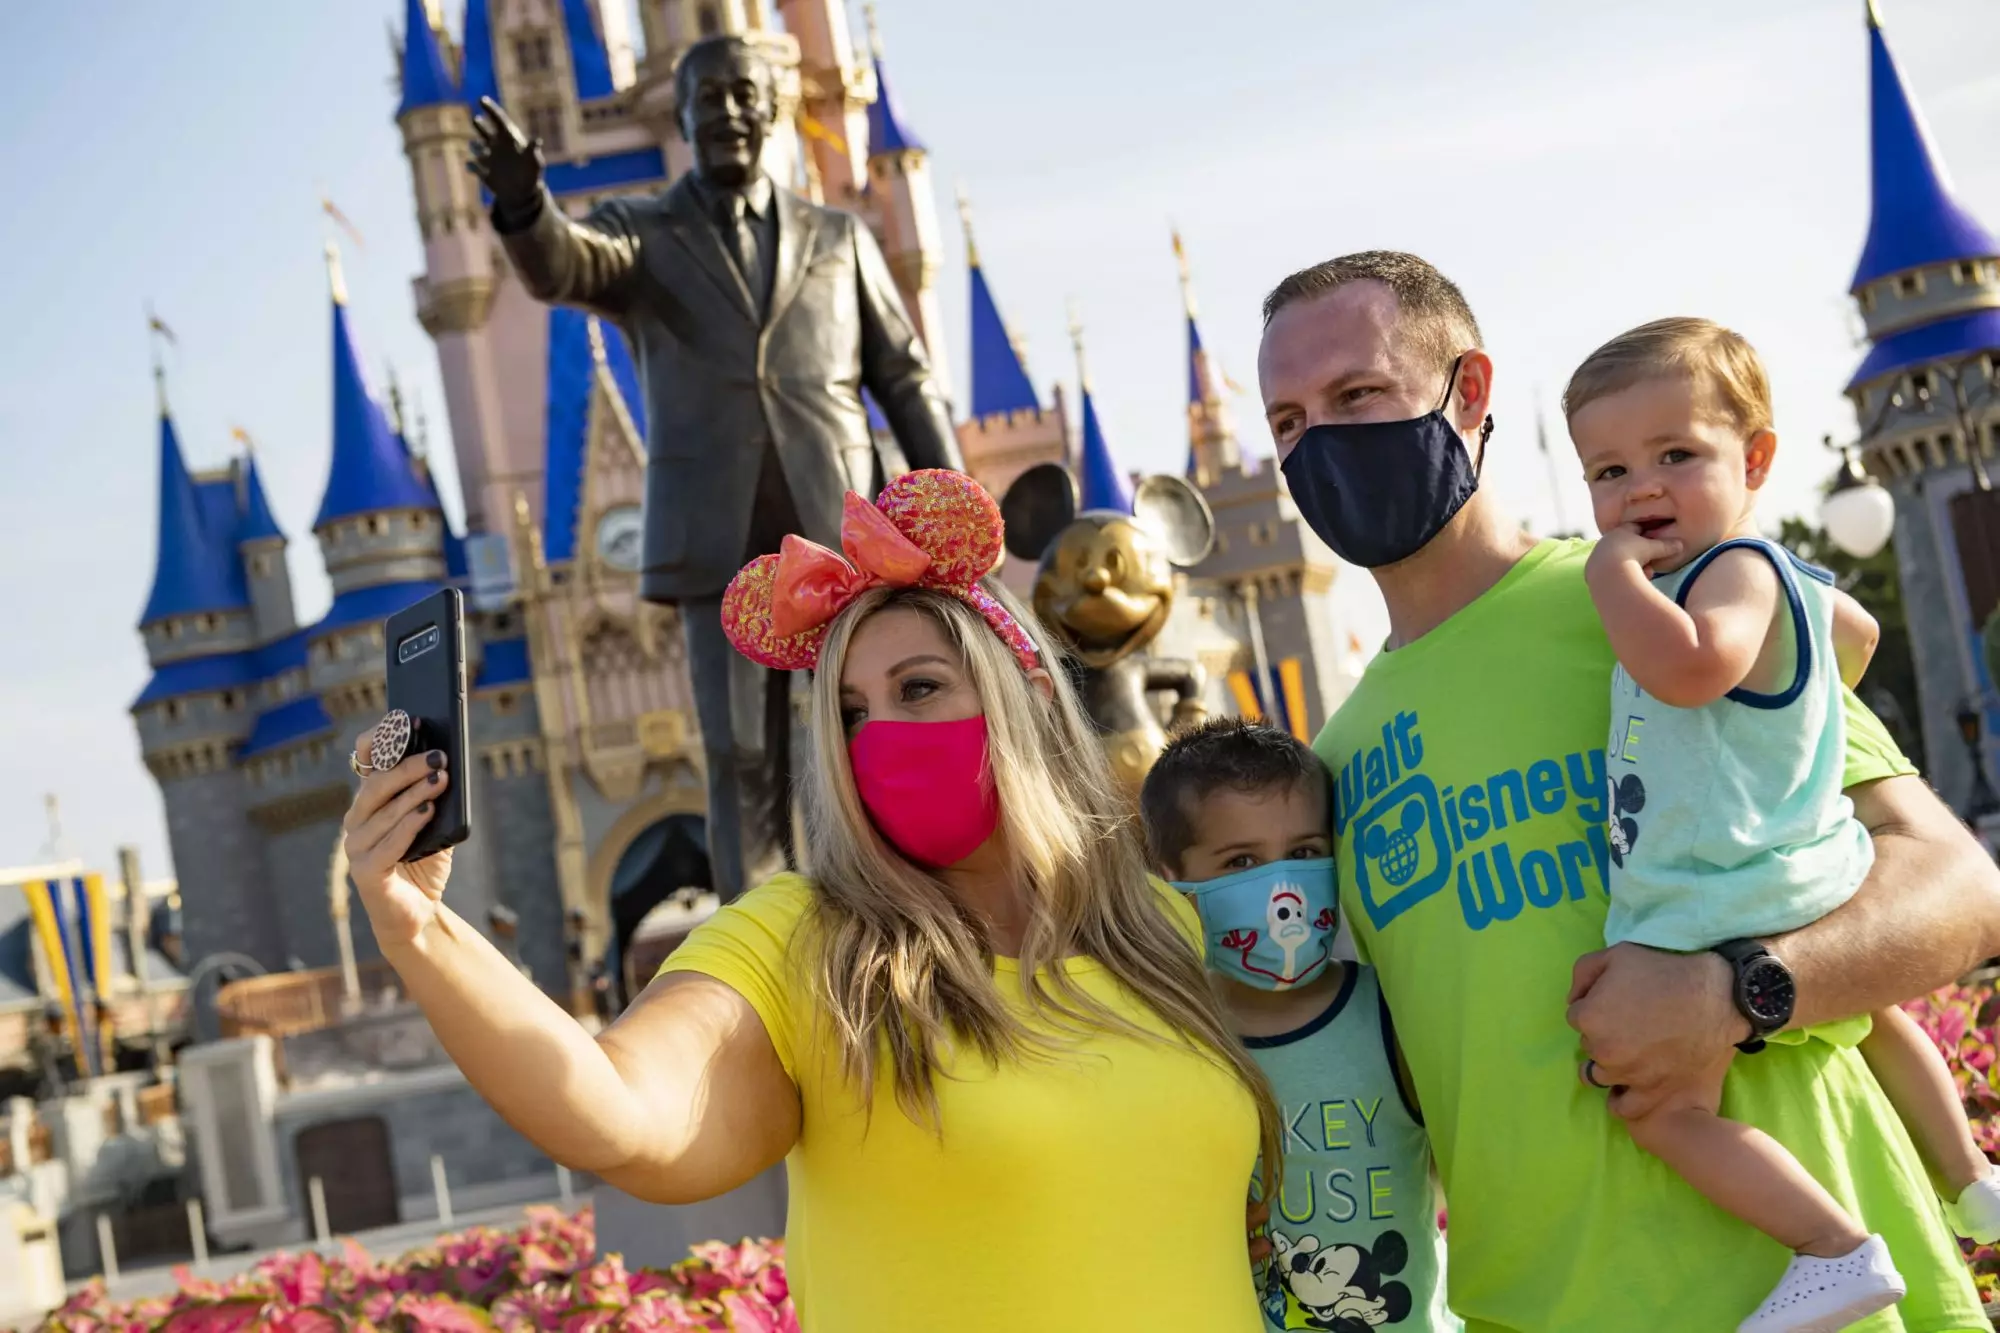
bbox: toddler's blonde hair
[1562,316,1773,437]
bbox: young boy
[1566,316,2000,1332]
[1143,720,1457,1332]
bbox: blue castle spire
[397,0,456,115]
[959,192,1038,419]
[1850,0,1999,291]
[238,454,284,544]
[560,0,614,101]
[1071,316,1133,514]
[314,248,437,528]
[459,0,498,108]
[864,10,923,157]
[140,389,245,625]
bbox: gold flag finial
[1866,0,1883,29]
[863,3,884,61]
[325,241,349,306]
[1171,226,1198,319]
[956,184,980,267]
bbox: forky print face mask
[1174,859,1340,991]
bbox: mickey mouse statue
[1000,461,1215,795]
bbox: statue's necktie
[722,193,767,317]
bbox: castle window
[514,32,553,74]
[163,620,180,639]
[1858,287,1876,314]
[1956,262,1981,286]
[411,512,429,530]
[164,700,182,723]
[1896,271,1925,299]
[697,4,721,36]
[525,104,567,155]
[494,690,519,715]
[1908,370,1933,401]
[366,515,387,536]
[197,614,216,633]
[220,691,238,711]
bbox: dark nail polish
[418,801,433,815]
[428,770,443,786]
[426,750,446,770]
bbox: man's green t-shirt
[1314,538,1983,1332]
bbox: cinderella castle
[128,0,1357,1007]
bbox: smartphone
[384,588,471,862]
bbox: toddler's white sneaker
[1737,1234,1904,1333]
[1944,1167,2000,1243]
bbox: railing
[215,960,402,1040]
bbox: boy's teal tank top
[1604,537,1873,952]
[1250,964,1457,1331]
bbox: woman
[342,471,1280,1329]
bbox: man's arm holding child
[1572,772,2000,1118]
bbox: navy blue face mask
[1279,356,1495,569]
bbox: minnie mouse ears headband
[720,469,1040,673]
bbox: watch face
[595,505,644,572]
[1741,957,1795,1025]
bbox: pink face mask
[848,716,1001,869]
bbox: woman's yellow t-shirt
[659,873,1264,1332]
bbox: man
[468,37,962,900]
[1258,251,2000,1330]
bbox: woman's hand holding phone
[343,721,455,952]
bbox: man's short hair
[673,35,769,111]
[1561,316,1773,437]
[1140,718,1330,871]
[1261,251,1484,378]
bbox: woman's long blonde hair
[799,580,1283,1176]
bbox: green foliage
[1774,516,1926,772]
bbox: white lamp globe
[1821,450,1895,559]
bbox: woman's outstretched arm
[344,727,800,1204]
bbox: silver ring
[370,709,413,774]
[349,752,378,778]
[1581,1059,1610,1090]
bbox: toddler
[1144,720,1458,1332]
[1566,316,2000,1332]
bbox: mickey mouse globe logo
[1364,803,1428,888]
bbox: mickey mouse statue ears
[1001,463,1216,569]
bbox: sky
[0,0,1995,885]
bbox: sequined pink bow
[721,469,1040,673]
[768,495,933,639]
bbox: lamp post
[1819,436,1897,560]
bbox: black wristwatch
[1713,939,1795,1053]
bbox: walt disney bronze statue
[469,36,962,901]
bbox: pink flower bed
[1903,979,2000,1303]
[30,1206,794,1333]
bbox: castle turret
[778,0,871,206]
[1176,231,1242,485]
[861,8,951,408]
[311,245,446,719]
[1840,0,2000,813]
[131,376,279,970]
[235,450,296,644]
[953,188,1070,503]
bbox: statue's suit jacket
[499,176,962,603]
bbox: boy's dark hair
[1140,718,1329,871]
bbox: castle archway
[587,787,711,1010]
